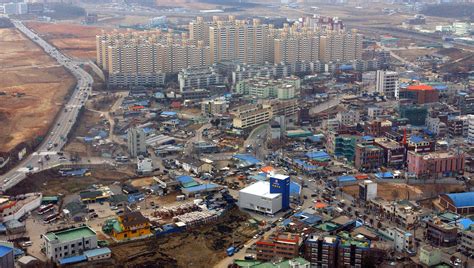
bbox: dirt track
[0,28,74,152]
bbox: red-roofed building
[399,84,439,104]
[256,233,301,261]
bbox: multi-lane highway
[0,20,93,192]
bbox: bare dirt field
[107,207,254,268]
[0,28,75,153]
[25,22,104,59]
[5,166,134,196]
[343,182,465,201]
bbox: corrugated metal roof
[84,247,111,258]
[445,192,474,208]
[58,254,86,265]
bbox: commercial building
[425,219,458,247]
[43,226,98,261]
[399,84,439,104]
[379,227,414,253]
[255,233,301,261]
[235,76,301,100]
[110,211,152,240]
[127,127,146,157]
[270,174,290,210]
[439,192,474,215]
[374,138,405,168]
[399,105,428,126]
[354,144,384,171]
[178,66,224,92]
[238,181,283,215]
[326,132,359,162]
[407,151,464,179]
[268,99,299,118]
[359,180,377,201]
[232,104,273,130]
[375,70,399,98]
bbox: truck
[226,246,235,256]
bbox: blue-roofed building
[84,247,112,261]
[440,192,474,215]
[58,255,87,265]
[337,175,357,184]
[176,175,199,188]
[305,151,330,161]
[375,172,393,179]
[233,154,261,168]
[160,111,177,118]
[181,183,220,197]
[0,245,14,268]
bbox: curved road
[0,20,93,192]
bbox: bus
[37,204,54,215]
[43,213,59,224]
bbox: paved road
[0,20,93,192]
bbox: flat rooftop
[45,226,96,243]
[240,181,280,199]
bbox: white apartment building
[178,67,224,92]
[376,70,399,98]
[235,76,300,100]
[127,127,146,157]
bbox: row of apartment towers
[96,15,363,75]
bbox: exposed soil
[0,28,74,153]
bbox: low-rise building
[43,226,98,261]
[374,138,405,168]
[201,99,228,116]
[439,192,474,215]
[419,245,441,267]
[407,151,464,179]
[256,233,301,261]
[238,181,282,215]
[111,211,152,241]
[354,144,384,171]
[336,110,360,126]
[459,227,474,256]
[359,180,377,201]
[371,200,421,228]
[232,104,273,130]
[425,218,458,247]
